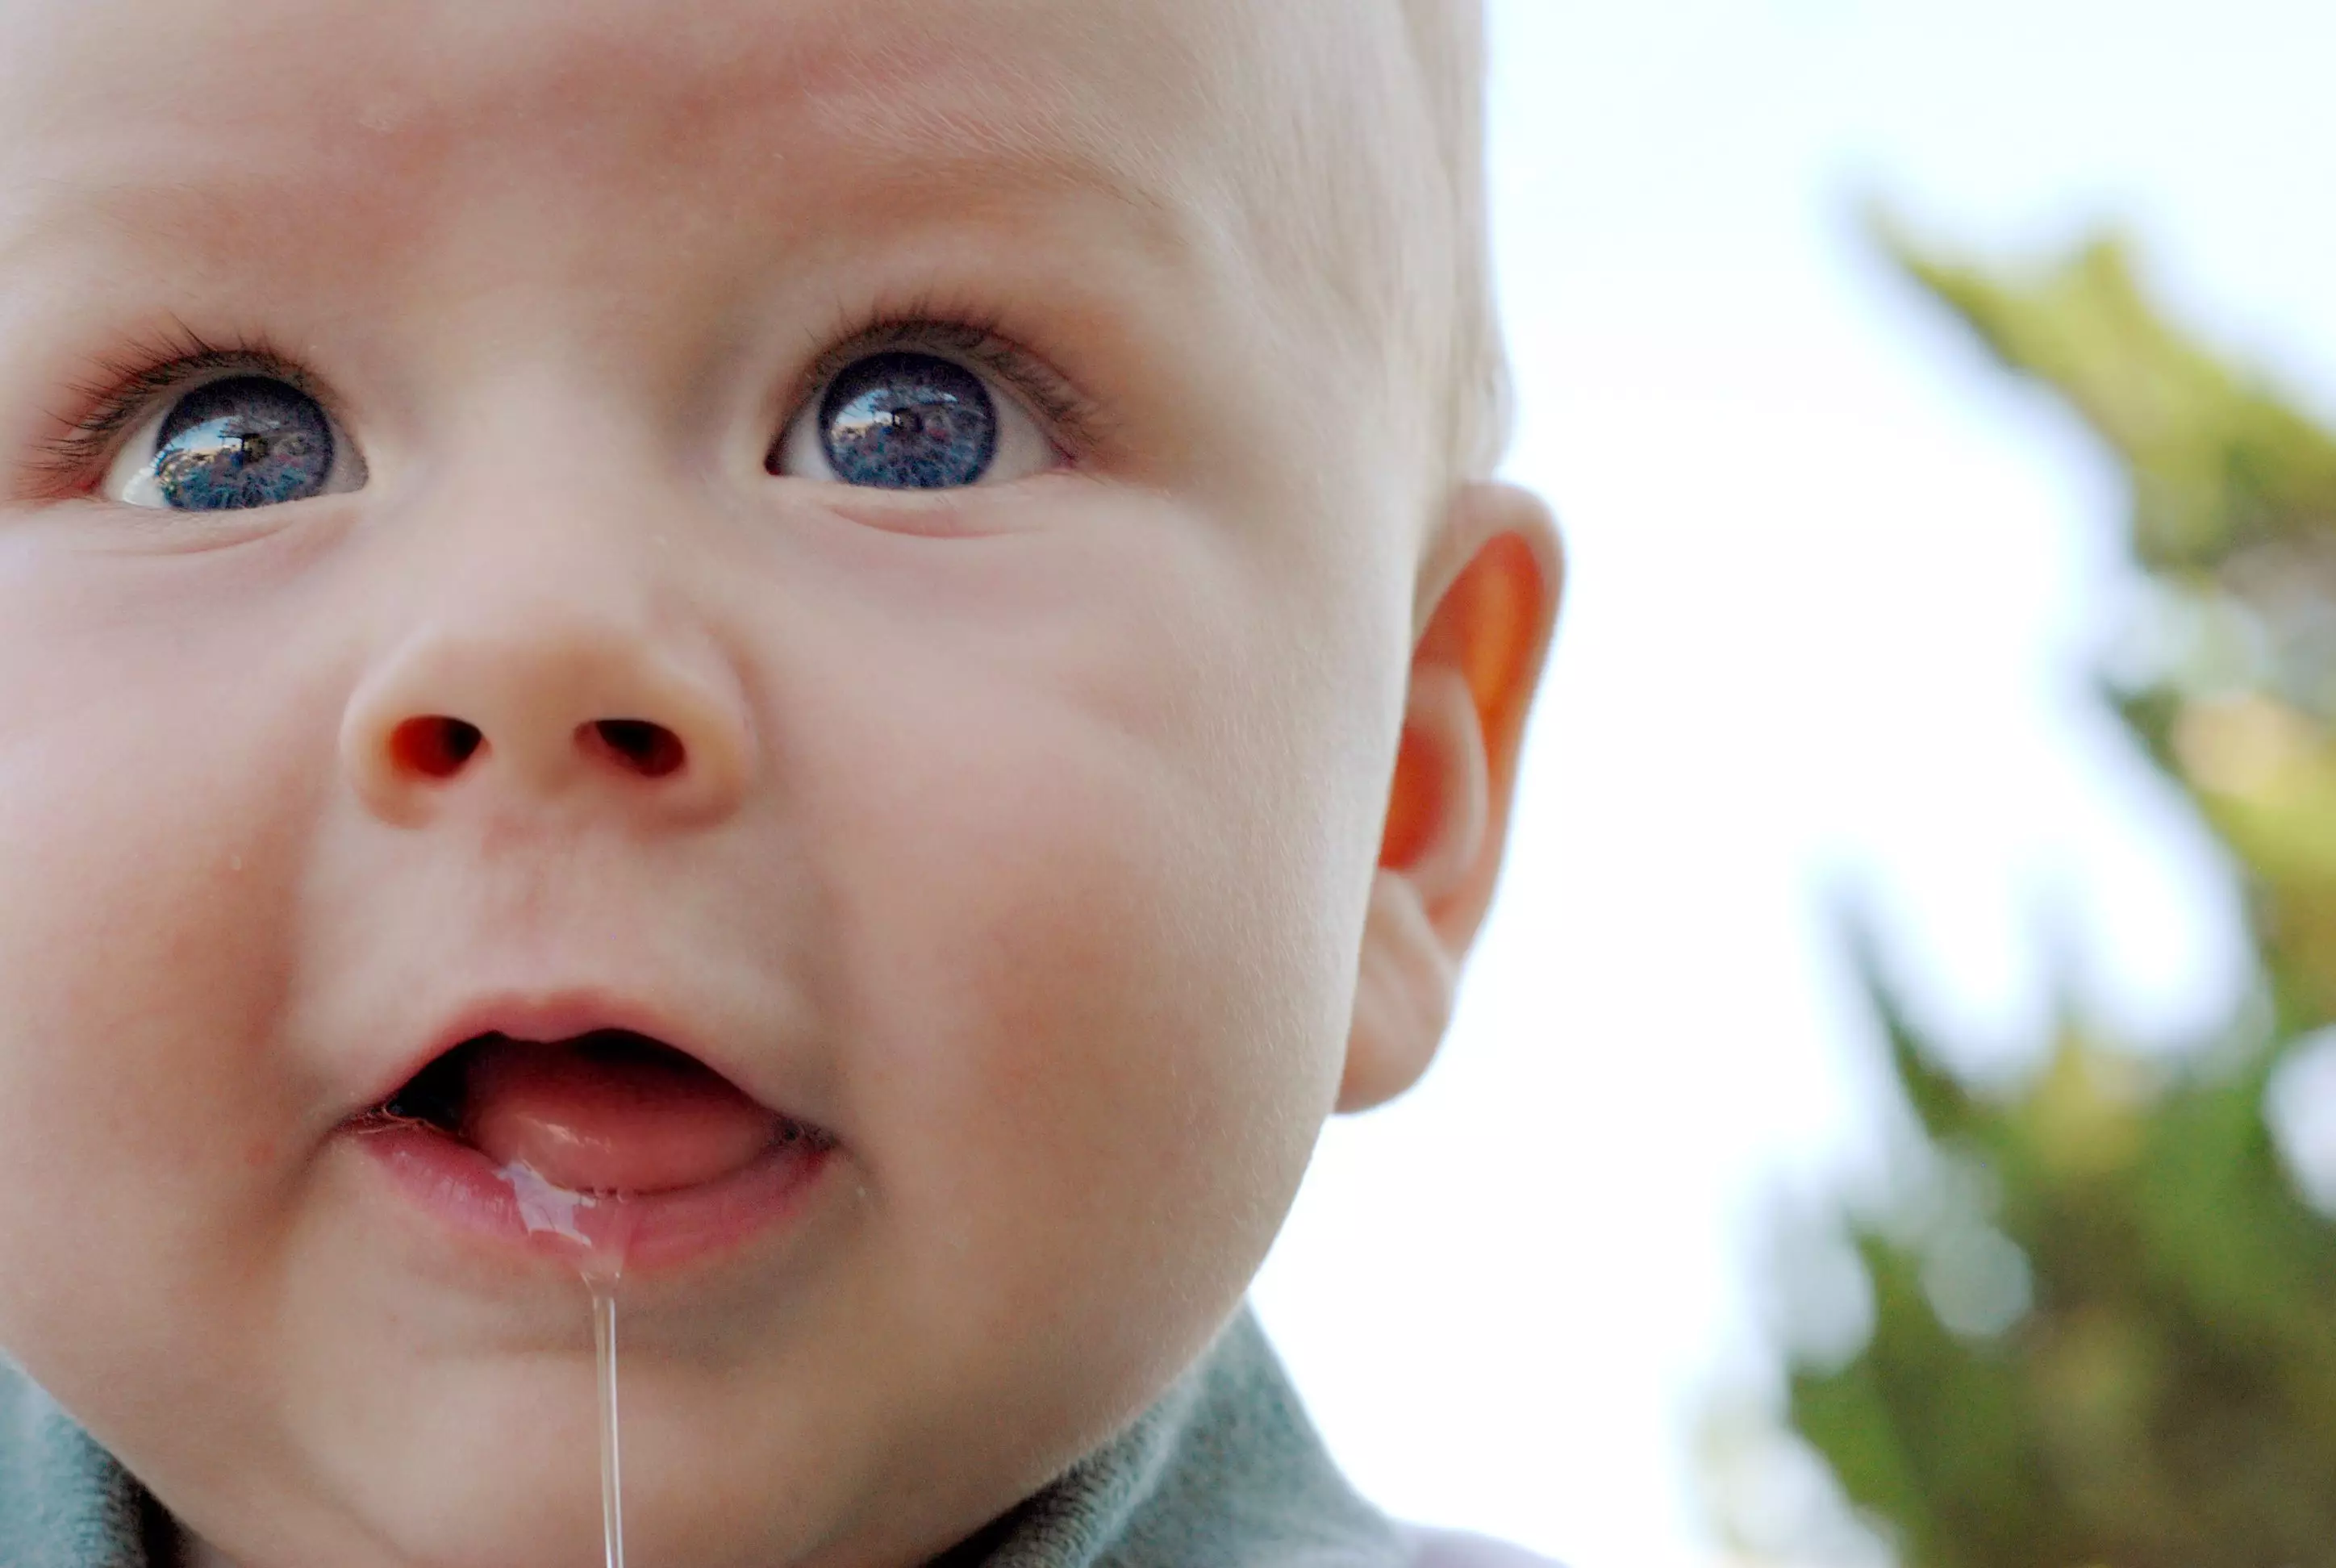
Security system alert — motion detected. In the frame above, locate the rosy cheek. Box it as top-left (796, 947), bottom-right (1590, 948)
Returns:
top-left (0, 562), bottom-right (343, 1201)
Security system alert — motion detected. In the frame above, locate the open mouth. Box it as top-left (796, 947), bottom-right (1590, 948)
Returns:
top-left (358, 1029), bottom-right (829, 1198)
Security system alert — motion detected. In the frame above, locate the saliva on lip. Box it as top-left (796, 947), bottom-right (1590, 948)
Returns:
top-left (344, 1110), bottom-right (640, 1565)
top-left (501, 1157), bottom-right (640, 1568)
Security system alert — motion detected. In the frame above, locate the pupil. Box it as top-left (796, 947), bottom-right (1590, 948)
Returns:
top-left (150, 376), bottom-right (335, 512)
top-left (818, 352), bottom-right (998, 490)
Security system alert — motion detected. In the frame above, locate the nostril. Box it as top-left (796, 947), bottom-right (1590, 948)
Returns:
top-left (392, 716), bottom-right (485, 778)
top-left (590, 718), bottom-right (686, 778)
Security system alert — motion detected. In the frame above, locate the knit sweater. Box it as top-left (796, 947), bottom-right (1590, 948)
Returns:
top-left (0, 1309), bottom-right (1550, 1568)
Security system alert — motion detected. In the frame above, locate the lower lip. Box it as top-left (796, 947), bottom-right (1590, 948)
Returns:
top-left (349, 1120), bottom-right (834, 1274)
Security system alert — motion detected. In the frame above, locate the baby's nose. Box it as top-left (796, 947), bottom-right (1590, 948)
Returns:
top-left (338, 598), bottom-right (754, 829)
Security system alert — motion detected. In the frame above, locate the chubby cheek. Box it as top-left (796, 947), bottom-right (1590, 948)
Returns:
top-left (791, 530), bottom-right (1385, 1447)
top-left (849, 753), bottom-right (1316, 1298)
top-left (0, 543), bottom-right (330, 1430)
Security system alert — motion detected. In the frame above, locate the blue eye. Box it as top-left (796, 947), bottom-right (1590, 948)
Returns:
top-left (114, 376), bottom-right (344, 512)
top-left (771, 345), bottom-right (1062, 493)
top-left (816, 352), bottom-right (998, 490)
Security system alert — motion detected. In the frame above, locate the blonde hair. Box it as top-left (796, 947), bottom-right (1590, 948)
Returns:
top-left (1082, 0), bottom-right (1509, 503)
top-left (1397, 0), bottom-right (1509, 486)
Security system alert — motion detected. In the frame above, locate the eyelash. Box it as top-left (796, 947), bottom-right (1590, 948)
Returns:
top-left (32, 311), bottom-right (1106, 493)
top-left (34, 327), bottom-right (314, 494)
top-left (795, 307), bottom-right (1105, 455)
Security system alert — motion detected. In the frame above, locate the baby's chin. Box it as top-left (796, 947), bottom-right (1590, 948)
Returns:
top-left (128, 1221), bottom-right (1201, 1568)
top-left (166, 1357), bottom-right (834, 1568)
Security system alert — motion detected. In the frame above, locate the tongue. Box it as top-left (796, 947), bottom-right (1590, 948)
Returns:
top-left (460, 1032), bottom-right (783, 1194)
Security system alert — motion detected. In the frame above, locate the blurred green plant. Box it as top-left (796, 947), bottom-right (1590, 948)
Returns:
top-left (1710, 223), bottom-right (2336, 1566)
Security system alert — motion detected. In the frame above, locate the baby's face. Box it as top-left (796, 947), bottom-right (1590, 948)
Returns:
top-left (0, 2), bottom-right (1502, 1564)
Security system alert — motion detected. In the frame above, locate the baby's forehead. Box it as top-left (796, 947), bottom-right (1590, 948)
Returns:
top-left (0, 0), bottom-right (1437, 324)
top-left (0, 2), bottom-right (1147, 248)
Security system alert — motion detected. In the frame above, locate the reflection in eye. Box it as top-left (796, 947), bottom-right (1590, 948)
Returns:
top-left (113, 377), bottom-right (343, 512)
top-left (771, 347), bottom-right (1061, 491)
top-left (820, 352), bottom-right (998, 490)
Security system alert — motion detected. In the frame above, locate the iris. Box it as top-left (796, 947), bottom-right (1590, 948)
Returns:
top-left (148, 377), bottom-right (335, 511)
top-left (820, 352), bottom-right (998, 490)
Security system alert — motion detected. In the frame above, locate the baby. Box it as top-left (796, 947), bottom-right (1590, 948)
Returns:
top-left (0, 0), bottom-right (1564, 1564)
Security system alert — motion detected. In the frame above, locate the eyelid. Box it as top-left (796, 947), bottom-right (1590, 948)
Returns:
top-left (31, 332), bottom-right (324, 495)
top-left (795, 317), bottom-right (1103, 457)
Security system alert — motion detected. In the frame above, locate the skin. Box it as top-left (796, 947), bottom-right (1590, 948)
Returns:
top-left (0, 2), bottom-right (1562, 1565)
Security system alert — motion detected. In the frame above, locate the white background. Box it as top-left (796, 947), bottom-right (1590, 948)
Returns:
top-left (1249, 3), bottom-right (2336, 1564)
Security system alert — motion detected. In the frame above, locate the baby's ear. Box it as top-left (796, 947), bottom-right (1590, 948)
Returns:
top-left (1340, 481), bottom-right (1564, 1113)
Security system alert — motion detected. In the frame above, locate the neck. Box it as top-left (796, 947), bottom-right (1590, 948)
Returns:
top-left (178, 1530), bottom-right (238, 1568)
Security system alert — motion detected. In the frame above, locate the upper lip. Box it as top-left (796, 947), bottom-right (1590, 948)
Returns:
top-left (347, 985), bottom-right (786, 1129)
